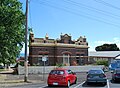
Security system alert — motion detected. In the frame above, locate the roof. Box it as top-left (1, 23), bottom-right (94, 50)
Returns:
top-left (115, 54), bottom-right (120, 59)
top-left (89, 51), bottom-right (120, 58)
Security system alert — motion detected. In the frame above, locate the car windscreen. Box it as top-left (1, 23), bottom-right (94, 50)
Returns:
top-left (88, 70), bottom-right (103, 74)
top-left (50, 70), bottom-right (64, 75)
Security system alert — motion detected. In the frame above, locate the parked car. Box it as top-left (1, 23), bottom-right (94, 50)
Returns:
top-left (109, 60), bottom-right (120, 71)
top-left (0, 65), bottom-right (4, 69)
top-left (47, 68), bottom-right (77, 87)
top-left (86, 69), bottom-right (107, 85)
top-left (112, 68), bottom-right (120, 82)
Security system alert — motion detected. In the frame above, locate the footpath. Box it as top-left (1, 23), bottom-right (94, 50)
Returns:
top-left (0, 69), bottom-right (47, 88)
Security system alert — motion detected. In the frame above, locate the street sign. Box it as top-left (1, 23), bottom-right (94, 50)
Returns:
top-left (42, 57), bottom-right (47, 62)
top-left (42, 56), bottom-right (47, 81)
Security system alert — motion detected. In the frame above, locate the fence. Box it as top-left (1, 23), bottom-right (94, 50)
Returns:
top-left (18, 65), bottom-right (104, 75)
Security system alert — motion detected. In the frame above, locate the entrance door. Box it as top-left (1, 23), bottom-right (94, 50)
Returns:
top-left (63, 54), bottom-right (70, 66)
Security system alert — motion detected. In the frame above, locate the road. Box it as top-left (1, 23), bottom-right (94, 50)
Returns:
top-left (5, 79), bottom-right (120, 88)
top-left (3, 72), bottom-right (120, 88)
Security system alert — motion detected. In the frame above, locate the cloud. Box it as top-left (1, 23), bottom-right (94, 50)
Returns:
top-left (89, 37), bottom-right (120, 51)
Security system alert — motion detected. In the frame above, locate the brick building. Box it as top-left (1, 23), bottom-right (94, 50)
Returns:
top-left (28, 33), bottom-right (89, 66)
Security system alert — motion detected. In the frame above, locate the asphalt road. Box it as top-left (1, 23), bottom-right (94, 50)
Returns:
top-left (2, 72), bottom-right (120, 88)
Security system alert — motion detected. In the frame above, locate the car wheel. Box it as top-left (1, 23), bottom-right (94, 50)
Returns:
top-left (74, 78), bottom-right (77, 84)
top-left (87, 82), bottom-right (90, 85)
top-left (48, 84), bottom-right (52, 87)
top-left (114, 79), bottom-right (117, 82)
top-left (67, 80), bottom-right (70, 87)
top-left (112, 78), bottom-right (116, 83)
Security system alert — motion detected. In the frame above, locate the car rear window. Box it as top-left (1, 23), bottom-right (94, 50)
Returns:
top-left (50, 70), bottom-right (64, 75)
top-left (88, 70), bottom-right (103, 74)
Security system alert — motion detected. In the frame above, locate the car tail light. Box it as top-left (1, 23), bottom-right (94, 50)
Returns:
top-left (87, 74), bottom-right (93, 78)
top-left (114, 74), bottom-right (119, 76)
top-left (48, 75), bottom-right (52, 78)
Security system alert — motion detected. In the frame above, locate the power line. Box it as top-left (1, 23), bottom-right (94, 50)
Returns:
top-left (94, 0), bottom-right (120, 10)
top-left (46, 0), bottom-right (111, 22)
top-left (32, 0), bottom-right (120, 28)
top-left (64, 0), bottom-right (120, 20)
top-left (62, 0), bottom-right (120, 25)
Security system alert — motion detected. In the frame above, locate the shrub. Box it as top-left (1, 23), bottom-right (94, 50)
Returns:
top-left (96, 60), bottom-right (108, 66)
top-left (56, 63), bottom-right (64, 68)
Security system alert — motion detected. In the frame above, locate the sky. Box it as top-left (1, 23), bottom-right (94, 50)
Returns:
top-left (20, 0), bottom-right (120, 53)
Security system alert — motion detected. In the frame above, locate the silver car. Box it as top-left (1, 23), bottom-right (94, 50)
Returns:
top-left (86, 69), bottom-right (107, 85)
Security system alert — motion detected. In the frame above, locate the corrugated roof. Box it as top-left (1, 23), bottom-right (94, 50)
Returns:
top-left (116, 56), bottom-right (120, 59)
top-left (89, 51), bottom-right (120, 57)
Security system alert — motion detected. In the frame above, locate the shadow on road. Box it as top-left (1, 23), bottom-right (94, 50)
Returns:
top-left (82, 82), bottom-right (106, 87)
top-left (110, 79), bottom-right (120, 84)
top-left (43, 86), bottom-right (68, 88)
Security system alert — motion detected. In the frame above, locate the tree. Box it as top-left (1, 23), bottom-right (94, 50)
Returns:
top-left (0, 0), bottom-right (25, 66)
top-left (95, 44), bottom-right (119, 51)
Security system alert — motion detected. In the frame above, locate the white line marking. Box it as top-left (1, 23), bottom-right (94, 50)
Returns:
top-left (74, 81), bottom-right (85, 88)
top-left (38, 86), bottom-right (46, 88)
top-left (38, 84), bottom-right (47, 88)
top-left (107, 79), bottom-right (110, 88)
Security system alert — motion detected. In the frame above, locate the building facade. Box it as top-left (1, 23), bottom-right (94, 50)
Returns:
top-left (28, 33), bottom-right (89, 66)
top-left (88, 51), bottom-right (120, 65)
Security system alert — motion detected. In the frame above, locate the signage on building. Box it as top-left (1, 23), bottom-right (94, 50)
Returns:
top-left (42, 56), bottom-right (47, 62)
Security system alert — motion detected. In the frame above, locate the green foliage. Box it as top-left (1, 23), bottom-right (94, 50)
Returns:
top-left (96, 60), bottom-right (108, 66)
top-left (0, 0), bottom-right (25, 65)
top-left (0, 69), bottom-right (5, 72)
top-left (56, 63), bottom-right (64, 68)
top-left (95, 44), bottom-right (119, 51)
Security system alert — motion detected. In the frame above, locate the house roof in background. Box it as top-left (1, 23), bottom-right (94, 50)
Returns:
top-left (89, 51), bottom-right (120, 58)
top-left (115, 54), bottom-right (120, 59)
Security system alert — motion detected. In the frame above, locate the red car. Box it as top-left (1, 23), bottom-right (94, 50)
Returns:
top-left (47, 68), bottom-right (77, 87)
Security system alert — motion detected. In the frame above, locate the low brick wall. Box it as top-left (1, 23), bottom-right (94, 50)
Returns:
top-left (18, 65), bottom-right (104, 75)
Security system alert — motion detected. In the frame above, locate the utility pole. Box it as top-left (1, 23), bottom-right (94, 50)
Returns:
top-left (24, 0), bottom-right (28, 82)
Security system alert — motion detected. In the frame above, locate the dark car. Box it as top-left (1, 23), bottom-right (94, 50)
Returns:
top-left (47, 68), bottom-right (77, 87)
top-left (86, 69), bottom-right (107, 85)
top-left (112, 68), bottom-right (120, 82)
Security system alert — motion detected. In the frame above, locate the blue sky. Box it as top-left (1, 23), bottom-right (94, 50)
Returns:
top-left (20, 0), bottom-right (120, 53)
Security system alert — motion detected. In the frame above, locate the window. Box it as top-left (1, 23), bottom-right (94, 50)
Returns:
top-left (67, 70), bottom-right (72, 74)
top-left (38, 57), bottom-right (42, 65)
top-left (83, 38), bottom-right (86, 42)
top-left (50, 70), bottom-right (64, 75)
top-left (63, 54), bottom-right (70, 65)
top-left (76, 54), bottom-right (80, 65)
top-left (80, 54), bottom-right (84, 56)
